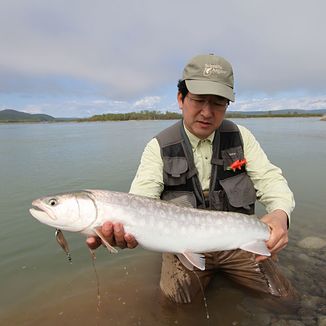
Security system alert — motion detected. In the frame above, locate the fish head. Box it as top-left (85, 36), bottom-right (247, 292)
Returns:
top-left (29, 191), bottom-right (97, 232)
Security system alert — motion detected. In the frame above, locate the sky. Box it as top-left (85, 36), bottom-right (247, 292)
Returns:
top-left (0, 0), bottom-right (325, 118)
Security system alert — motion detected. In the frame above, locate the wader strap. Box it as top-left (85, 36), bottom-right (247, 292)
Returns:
top-left (179, 123), bottom-right (205, 207)
top-left (209, 129), bottom-right (222, 195)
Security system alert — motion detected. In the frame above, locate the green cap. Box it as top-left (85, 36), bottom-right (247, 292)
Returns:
top-left (182, 54), bottom-right (235, 102)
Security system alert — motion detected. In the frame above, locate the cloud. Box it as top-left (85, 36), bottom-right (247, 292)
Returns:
top-left (0, 0), bottom-right (325, 117)
top-left (17, 95), bottom-right (164, 118)
top-left (132, 96), bottom-right (161, 110)
top-left (231, 96), bottom-right (326, 112)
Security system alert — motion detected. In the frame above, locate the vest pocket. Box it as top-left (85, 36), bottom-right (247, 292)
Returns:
top-left (221, 146), bottom-right (245, 170)
top-left (219, 173), bottom-right (256, 211)
top-left (163, 157), bottom-right (189, 186)
top-left (210, 190), bottom-right (226, 211)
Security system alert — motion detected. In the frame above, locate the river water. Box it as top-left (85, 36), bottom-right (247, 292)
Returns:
top-left (0, 118), bottom-right (325, 325)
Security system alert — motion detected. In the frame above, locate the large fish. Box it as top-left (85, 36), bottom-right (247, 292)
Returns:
top-left (29, 189), bottom-right (271, 270)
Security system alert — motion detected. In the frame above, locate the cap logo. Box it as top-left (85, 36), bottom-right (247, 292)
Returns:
top-left (203, 64), bottom-right (227, 77)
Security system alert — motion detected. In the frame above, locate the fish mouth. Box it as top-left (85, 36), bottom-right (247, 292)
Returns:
top-left (29, 205), bottom-right (57, 221)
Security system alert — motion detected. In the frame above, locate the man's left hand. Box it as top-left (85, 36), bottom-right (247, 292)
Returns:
top-left (256, 209), bottom-right (289, 262)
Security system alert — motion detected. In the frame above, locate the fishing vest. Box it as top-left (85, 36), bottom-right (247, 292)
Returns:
top-left (156, 120), bottom-right (256, 215)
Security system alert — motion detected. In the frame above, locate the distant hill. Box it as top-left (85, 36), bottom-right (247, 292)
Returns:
top-left (0, 109), bottom-right (56, 122)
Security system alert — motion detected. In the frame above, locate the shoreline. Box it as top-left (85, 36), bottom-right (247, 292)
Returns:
top-left (0, 115), bottom-right (324, 124)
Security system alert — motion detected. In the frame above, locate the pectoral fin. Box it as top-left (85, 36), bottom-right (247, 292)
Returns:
top-left (240, 240), bottom-right (271, 256)
top-left (177, 252), bottom-right (206, 271)
top-left (93, 228), bottom-right (118, 254)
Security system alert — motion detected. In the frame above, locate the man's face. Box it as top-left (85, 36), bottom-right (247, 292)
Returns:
top-left (178, 92), bottom-right (228, 139)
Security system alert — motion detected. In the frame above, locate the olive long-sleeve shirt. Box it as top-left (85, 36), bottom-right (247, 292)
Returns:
top-left (130, 123), bottom-right (295, 220)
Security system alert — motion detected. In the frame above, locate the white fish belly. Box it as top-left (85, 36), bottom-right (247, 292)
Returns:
top-left (122, 210), bottom-right (268, 254)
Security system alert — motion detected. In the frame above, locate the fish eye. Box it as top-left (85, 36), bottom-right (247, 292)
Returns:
top-left (49, 198), bottom-right (58, 206)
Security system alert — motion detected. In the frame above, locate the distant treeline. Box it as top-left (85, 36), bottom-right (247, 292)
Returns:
top-left (81, 110), bottom-right (182, 121)
top-left (80, 110), bottom-right (324, 122)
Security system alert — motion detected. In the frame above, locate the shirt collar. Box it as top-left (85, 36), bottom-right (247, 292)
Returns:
top-left (183, 123), bottom-right (215, 149)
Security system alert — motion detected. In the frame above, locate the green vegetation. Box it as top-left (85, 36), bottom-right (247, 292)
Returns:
top-left (80, 110), bottom-right (182, 121)
top-left (81, 110), bottom-right (324, 121)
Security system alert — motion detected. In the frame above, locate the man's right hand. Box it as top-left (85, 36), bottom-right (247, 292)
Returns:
top-left (86, 221), bottom-right (138, 250)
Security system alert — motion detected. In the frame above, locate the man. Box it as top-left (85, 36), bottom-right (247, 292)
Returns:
top-left (87, 54), bottom-right (296, 303)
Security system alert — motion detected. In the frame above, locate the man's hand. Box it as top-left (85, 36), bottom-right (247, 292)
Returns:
top-left (256, 209), bottom-right (289, 262)
top-left (86, 221), bottom-right (138, 250)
